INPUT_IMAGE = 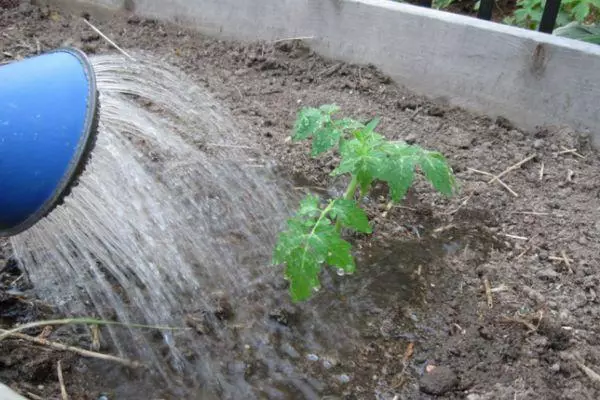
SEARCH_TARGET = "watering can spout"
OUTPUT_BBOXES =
[0,48,99,237]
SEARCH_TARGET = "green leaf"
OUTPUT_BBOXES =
[284,247,321,301]
[330,199,372,233]
[418,151,456,196]
[273,195,363,302]
[572,2,590,22]
[292,105,363,157]
[319,104,341,115]
[325,235,356,274]
[312,126,341,156]
[297,194,321,217]
[293,107,325,141]
[378,154,416,202]
[363,117,380,135]
[335,118,364,132]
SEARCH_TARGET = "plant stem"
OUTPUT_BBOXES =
[343,175,359,201]
[335,175,359,232]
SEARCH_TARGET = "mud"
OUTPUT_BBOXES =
[2,2,600,399]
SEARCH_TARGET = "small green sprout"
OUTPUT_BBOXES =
[273,104,457,302]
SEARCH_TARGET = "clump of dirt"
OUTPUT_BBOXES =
[1,2,600,399]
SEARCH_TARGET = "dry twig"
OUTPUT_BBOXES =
[483,278,493,309]
[557,147,585,159]
[516,234,539,259]
[0,317,187,342]
[487,154,536,184]
[57,361,69,400]
[82,19,135,61]
[468,168,518,197]
[0,329,142,368]
[577,362,600,385]
[446,194,473,215]
[501,233,528,241]
[273,36,315,43]
[501,310,544,334]
[549,252,574,273]
[511,211,550,216]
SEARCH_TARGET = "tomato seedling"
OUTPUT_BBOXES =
[273,104,457,302]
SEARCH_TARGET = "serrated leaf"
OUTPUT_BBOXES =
[284,247,321,301]
[355,156,382,194]
[418,151,456,196]
[297,194,321,216]
[378,155,417,202]
[319,104,341,115]
[335,118,364,132]
[312,127,341,156]
[572,2,590,22]
[364,117,380,134]
[330,199,372,233]
[331,139,361,176]
[293,107,325,141]
[325,235,356,274]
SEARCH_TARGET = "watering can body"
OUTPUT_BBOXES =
[0,48,99,237]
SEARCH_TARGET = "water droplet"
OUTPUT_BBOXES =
[306,353,319,361]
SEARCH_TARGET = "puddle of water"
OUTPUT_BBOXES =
[247,230,481,398]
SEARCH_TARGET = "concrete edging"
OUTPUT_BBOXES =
[49,0,600,144]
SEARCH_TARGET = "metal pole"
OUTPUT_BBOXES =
[539,0,562,33]
[477,0,494,20]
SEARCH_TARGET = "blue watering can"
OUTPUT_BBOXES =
[0,48,100,237]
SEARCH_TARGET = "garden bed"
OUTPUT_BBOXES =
[1,2,600,399]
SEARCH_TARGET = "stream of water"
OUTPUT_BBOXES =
[7,52,450,399]
[9,52,304,398]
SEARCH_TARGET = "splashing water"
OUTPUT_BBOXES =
[6,51,442,399]
[9,52,299,397]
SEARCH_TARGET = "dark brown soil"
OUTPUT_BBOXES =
[2,2,600,400]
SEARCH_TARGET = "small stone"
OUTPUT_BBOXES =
[531,335,549,348]
[495,116,514,130]
[306,353,319,361]
[281,343,300,359]
[212,292,234,320]
[405,133,418,144]
[446,127,474,149]
[478,326,493,340]
[558,308,572,323]
[523,286,545,304]
[419,366,458,395]
[509,130,524,140]
[466,395,482,400]
[533,139,545,149]
[536,267,559,281]
[572,291,588,308]
[427,106,445,117]
[127,14,141,24]
[550,363,561,372]
[338,374,351,384]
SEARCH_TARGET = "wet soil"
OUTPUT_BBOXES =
[2,2,600,400]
